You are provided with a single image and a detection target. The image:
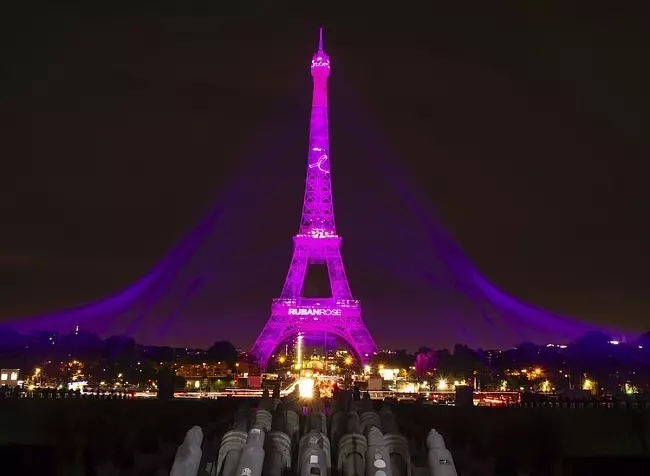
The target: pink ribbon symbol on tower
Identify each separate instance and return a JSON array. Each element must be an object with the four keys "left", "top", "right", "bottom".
[{"left": 309, "top": 154, "right": 329, "bottom": 173}]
